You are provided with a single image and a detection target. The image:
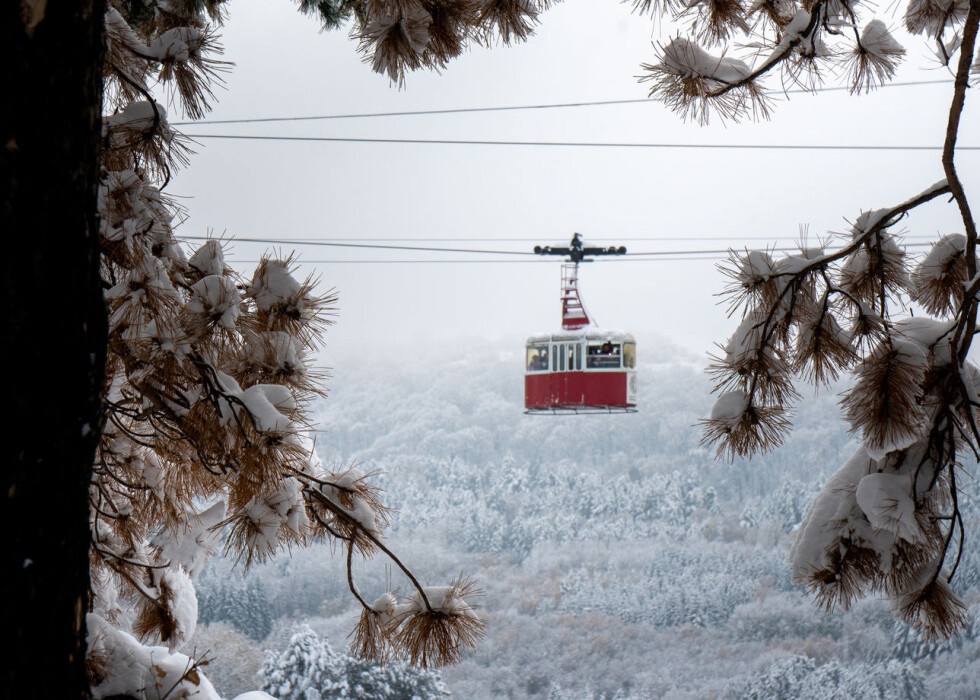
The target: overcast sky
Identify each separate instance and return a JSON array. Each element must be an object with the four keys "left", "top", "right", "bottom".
[{"left": 168, "top": 0, "right": 978, "bottom": 366}]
